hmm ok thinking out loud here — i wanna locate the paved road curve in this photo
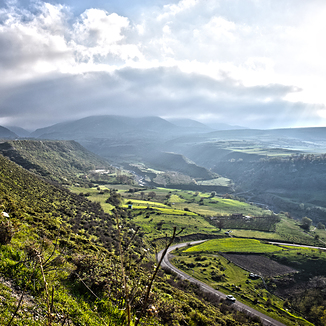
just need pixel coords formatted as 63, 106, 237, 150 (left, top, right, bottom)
157, 241, 286, 326
268, 241, 326, 250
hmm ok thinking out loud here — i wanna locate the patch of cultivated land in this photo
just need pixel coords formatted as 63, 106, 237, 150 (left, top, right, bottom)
222, 253, 297, 277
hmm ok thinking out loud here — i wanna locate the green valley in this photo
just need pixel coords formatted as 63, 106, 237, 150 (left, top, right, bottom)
1, 139, 326, 326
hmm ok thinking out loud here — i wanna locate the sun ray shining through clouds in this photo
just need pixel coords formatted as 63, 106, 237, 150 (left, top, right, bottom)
0, 0, 326, 129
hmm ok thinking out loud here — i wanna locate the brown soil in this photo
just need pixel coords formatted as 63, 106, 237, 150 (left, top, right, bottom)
222, 253, 297, 277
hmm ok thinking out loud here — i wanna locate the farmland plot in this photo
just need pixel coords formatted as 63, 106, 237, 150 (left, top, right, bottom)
221, 253, 297, 277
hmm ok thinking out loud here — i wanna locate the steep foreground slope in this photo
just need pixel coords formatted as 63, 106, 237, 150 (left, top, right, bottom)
0, 155, 260, 325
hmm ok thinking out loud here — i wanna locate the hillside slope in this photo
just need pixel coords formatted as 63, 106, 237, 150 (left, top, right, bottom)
212, 154, 326, 222
145, 151, 219, 180
0, 140, 111, 184
0, 154, 260, 325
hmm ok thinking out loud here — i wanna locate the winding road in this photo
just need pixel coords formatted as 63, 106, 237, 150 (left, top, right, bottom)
158, 241, 286, 326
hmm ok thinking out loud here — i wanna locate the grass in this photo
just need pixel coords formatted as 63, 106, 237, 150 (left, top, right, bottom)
184, 238, 284, 253
230, 229, 283, 240
171, 248, 312, 326
275, 217, 321, 245
67, 183, 324, 325
132, 211, 217, 240
69, 186, 326, 248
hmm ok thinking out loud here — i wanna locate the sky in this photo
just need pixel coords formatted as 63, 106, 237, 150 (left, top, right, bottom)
1, 0, 326, 130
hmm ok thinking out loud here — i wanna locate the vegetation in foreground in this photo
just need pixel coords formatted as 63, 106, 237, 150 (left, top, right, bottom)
0, 154, 263, 325
1, 139, 326, 325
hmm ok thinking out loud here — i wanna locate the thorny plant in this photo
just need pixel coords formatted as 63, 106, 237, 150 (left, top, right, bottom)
6, 238, 66, 326
69, 212, 184, 325
3, 208, 184, 326
113, 211, 184, 326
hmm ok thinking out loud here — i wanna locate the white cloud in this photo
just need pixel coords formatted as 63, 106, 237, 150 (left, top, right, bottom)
158, 0, 199, 21
0, 0, 326, 129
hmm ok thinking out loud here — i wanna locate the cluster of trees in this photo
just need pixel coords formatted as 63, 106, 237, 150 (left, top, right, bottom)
212, 215, 281, 232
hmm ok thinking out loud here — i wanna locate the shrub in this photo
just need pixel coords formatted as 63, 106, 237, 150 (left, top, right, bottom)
0, 220, 15, 245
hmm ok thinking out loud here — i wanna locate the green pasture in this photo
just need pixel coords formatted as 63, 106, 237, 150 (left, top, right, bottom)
132, 212, 217, 239
69, 185, 326, 249
124, 199, 167, 207
168, 194, 185, 203
172, 248, 311, 326
163, 190, 271, 217
275, 217, 322, 246
230, 229, 282, 240
231, 216, 326, 246
70, 184, 259, 217
185, 238, 284, 253
70, 186, 114, 213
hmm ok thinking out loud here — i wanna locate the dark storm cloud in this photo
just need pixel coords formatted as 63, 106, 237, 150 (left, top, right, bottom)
0, 67, 312, 130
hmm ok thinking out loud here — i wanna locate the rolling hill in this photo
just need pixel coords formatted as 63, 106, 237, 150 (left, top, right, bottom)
0, 139, 111, 184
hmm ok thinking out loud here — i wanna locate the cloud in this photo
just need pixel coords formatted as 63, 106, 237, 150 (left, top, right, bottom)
0, 66, 316, 130
0, 0, 326, 130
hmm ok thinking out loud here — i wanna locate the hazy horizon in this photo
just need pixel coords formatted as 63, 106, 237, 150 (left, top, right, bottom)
6, 114, 326, 134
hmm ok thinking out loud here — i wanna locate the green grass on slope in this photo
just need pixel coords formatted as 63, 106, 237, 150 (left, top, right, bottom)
185, 238, 283, 253
172, 250, 313, 326
0, 155, 266, 326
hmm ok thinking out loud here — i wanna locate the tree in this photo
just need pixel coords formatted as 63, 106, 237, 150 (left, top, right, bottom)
106, 191, 123, 206
317, 222, 325, 230
301, 216, 312, 231
148, 191, 156, 199
216, 219, 224, 231
210, 191, 216, 198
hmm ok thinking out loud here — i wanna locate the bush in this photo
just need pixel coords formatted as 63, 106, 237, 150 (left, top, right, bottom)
0, 220, 15, 245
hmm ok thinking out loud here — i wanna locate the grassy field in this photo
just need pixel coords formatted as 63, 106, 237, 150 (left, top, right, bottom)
69, 185, 326, 245
172, 244, 312, 326
275, 216, 324, 245
69, 185, 220, 239
231, 216, 326, 245
230, 229, 283, 240
131, 212, 217, 239
68, 182, 325, 325
71, 185, 272, 217
184, 238, 284, 253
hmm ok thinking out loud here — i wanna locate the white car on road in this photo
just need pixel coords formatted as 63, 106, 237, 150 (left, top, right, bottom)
226, 295, 236, 302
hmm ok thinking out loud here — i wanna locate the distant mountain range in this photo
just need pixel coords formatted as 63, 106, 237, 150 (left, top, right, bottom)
3, 115, 326, 167
25, 115, 239, 161
6, 126, 31, 137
